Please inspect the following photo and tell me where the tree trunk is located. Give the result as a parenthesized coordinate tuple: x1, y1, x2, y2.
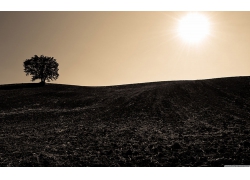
(40, 79, 45, 86)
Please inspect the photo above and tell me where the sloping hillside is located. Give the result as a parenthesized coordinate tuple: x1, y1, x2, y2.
(1, 76, 250, 166)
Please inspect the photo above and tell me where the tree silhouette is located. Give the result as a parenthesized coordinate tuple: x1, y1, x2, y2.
(23, 55, 59, 85)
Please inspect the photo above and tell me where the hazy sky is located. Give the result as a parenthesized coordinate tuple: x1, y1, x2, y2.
(1, 11, 250, 86)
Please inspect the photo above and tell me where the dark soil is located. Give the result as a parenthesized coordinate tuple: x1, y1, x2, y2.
(1, 76, 250, 166)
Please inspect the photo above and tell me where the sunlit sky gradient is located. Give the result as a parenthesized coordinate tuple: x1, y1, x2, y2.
(1, 11, 250, 86)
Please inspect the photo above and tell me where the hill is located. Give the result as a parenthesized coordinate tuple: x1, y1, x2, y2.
(1, 76, 250, 166)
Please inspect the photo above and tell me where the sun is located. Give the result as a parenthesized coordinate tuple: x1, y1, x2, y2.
(178, 12, 210, 44)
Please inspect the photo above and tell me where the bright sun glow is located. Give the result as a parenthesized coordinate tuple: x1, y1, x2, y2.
(178, 12, 210, 44)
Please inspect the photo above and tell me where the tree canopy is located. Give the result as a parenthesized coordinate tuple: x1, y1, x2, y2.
(23, 55, 59, 84)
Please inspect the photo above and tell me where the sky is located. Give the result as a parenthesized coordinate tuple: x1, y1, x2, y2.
(1, 11, 250, 86)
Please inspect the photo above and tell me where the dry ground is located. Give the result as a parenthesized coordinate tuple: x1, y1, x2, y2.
(0, 76, 250, 166)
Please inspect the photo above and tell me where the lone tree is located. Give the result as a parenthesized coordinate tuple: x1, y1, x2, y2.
(23, 55, 59, 85)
